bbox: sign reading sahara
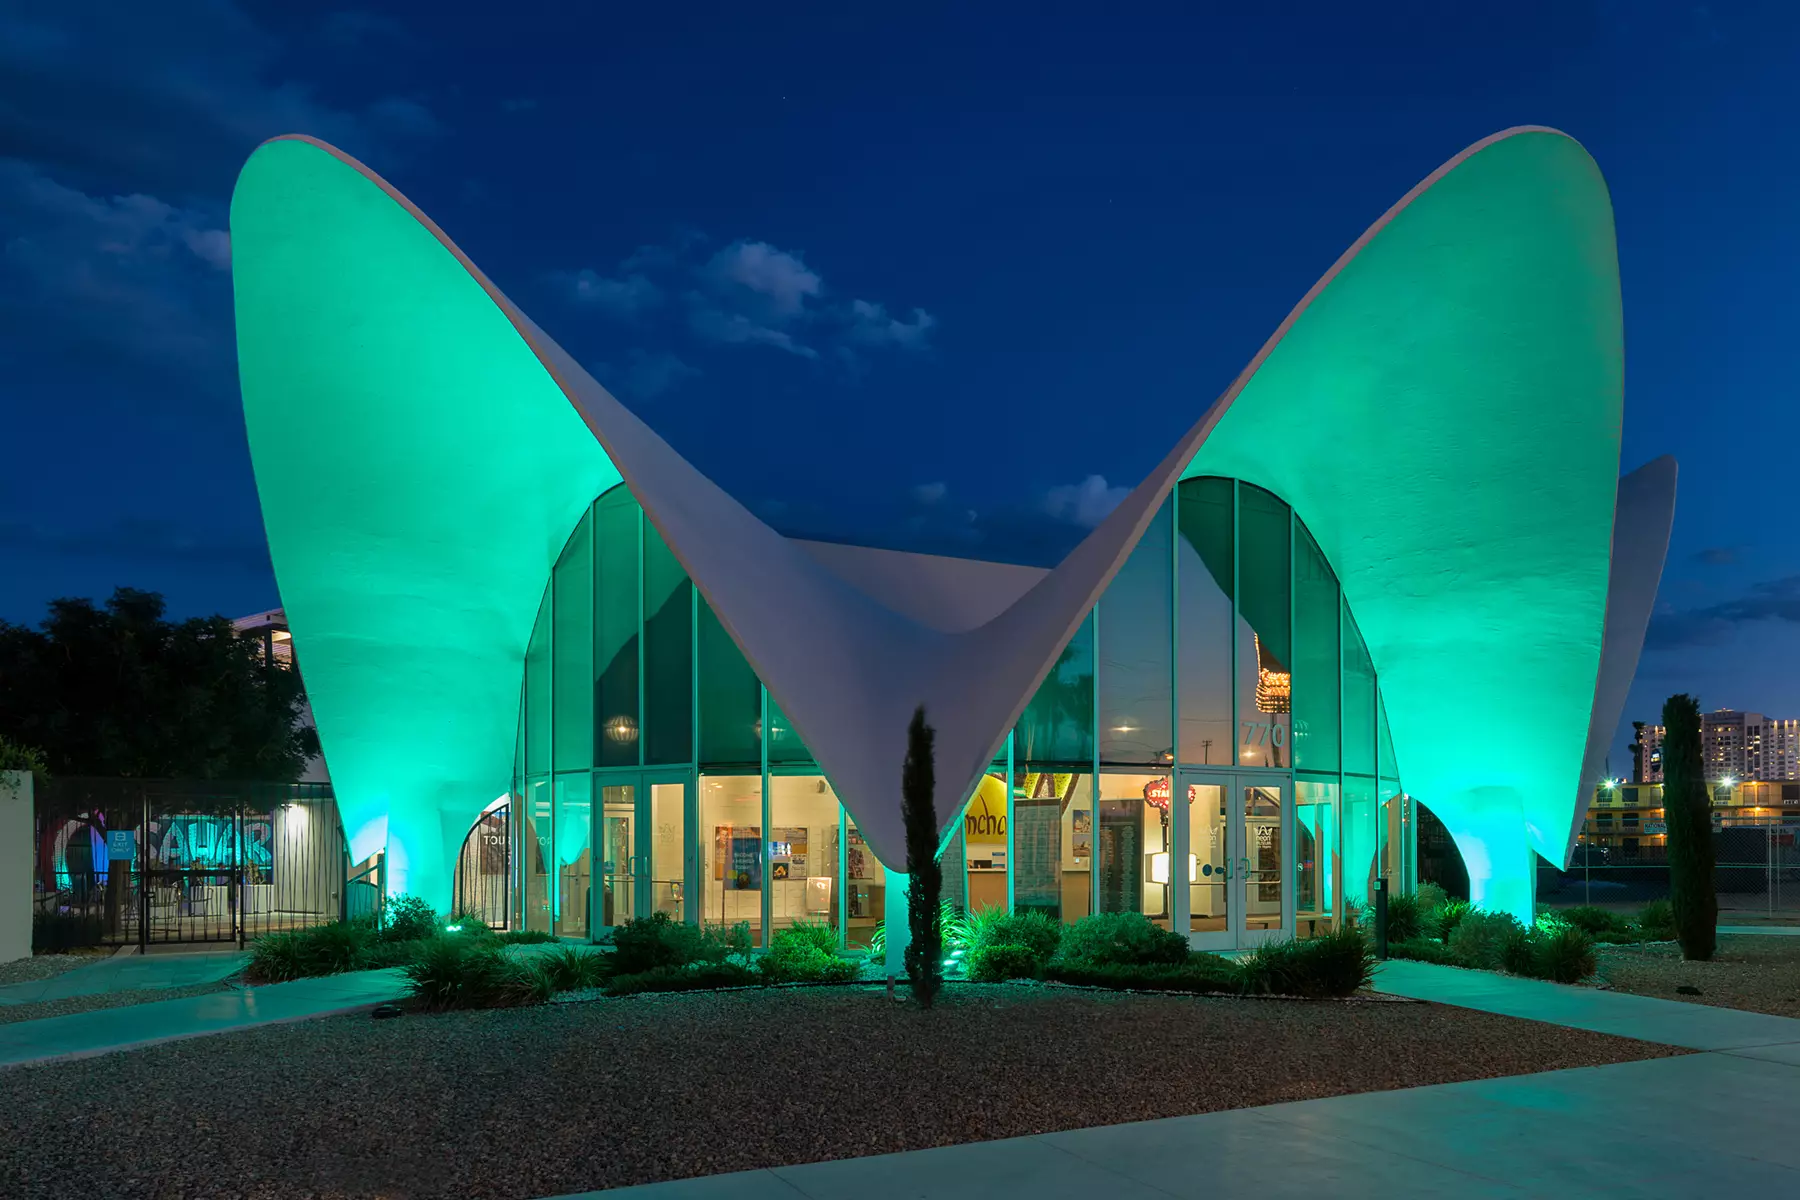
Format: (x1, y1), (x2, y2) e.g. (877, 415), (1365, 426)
(105, 829), (136, 861)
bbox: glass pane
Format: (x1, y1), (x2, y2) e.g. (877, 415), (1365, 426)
(598, 782), (632, 928)
(1237, 484), (1291, 768)
(1097, 773), (1171, 927)
(1295, 776), (1338, 934)
(1015, 613), (1094, 763)
(701, 774), (763, 945)
(1012, 770), (1092, 922)
(845, 816), (884, 948)
(594, 488), (640, 768)
(643, 520), (693, 765)
(524, 594), (551, 776)
(1099, 498), (1173, 764)
(1292, 523), (1339, 773)
(1244, 784), (1284, 931)
(552, 509), (593, 772)
(768, 775), (841, 939)
(1343, 775), (1379, 911)
(698, 600), (761, 766)
(554, 773), (592, 937)
(1342, 606), (1377, 777)
(939, 824), (967, 912)
(523, 775), (551, 933)
(766, 692), (810, 764)
(963, 771), (1010, 912)
(648, 782), (686, 918)
(1378, 690), (1397, 782)
(1177, 477), (1233, 765)
(1187, 781), (1228, 934)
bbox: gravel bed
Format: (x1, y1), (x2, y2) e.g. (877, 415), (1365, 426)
(1597, 933), (1800, 1018)
(0, 954), (108, 987)
(0, 983), (1682, 1199)
(0, 981), (235, 1026)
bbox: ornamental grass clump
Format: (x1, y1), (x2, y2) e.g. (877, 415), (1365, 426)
(759, 920), (860, 984)
(1447, 909), (1526, 971)
(403, 936), (549, 1010)
(1236, 927), (1376, 998)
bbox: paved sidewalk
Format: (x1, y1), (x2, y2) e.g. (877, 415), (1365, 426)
(1370, 957), (1800, 1054)
(0, 950), (248, 1006)
(0, 968), (407, 1070)
(552, 962), (1800, 1199)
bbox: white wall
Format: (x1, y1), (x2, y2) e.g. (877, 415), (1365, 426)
(1, 772), (32, 963)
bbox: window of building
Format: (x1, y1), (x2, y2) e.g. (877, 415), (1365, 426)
(593, 489), (640, 768)
(767, 774), (841, 938)
(1012, 770), (1093, 922)
(643, 519), (693, 764)
(1236, 484), (1291, 767)
(1177, 477), (1234, 765)
(1295, 776), (1337, 934)
(1016, 615), (1095, 763)
(1097, 773), (1171, 926)
(1292, 523), (1340, 773)
(700, 774), (763, 945)
(553, 508), (594, 771)
(1099, 498), (1173, 764)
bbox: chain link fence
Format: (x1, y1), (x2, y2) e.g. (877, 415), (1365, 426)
(1541, 819), (1800, 921)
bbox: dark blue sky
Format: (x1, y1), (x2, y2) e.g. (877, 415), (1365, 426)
(3, 1), (1798, 769)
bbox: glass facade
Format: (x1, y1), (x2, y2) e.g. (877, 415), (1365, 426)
(511, 479), (1410, 947)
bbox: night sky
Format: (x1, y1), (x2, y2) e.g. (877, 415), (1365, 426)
(3, 1), (1798, 773)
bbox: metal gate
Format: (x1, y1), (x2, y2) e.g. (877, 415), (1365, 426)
(453, 802), (511, 929)
(32, 778), (350, 948)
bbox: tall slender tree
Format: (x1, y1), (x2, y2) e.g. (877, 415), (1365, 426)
(1660, 693), (1717, 960)
(901, 706), (943, 1008)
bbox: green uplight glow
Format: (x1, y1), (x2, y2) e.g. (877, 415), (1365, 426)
(232, 136), (618, 907)
(1182, 129), (1623, 922)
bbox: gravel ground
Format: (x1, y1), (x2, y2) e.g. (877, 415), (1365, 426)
(1597, 933), (1800, 1018)
(0, 954), (109, 987)
(0, 981), (235, 1026)
(0, 983), (1682, 1200)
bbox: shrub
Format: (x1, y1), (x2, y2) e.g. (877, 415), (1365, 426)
(537, 946), (611, 992)
(1435, 898), (1472, 942)
(976, 910), (1062, 960)
(1237, 927), (1375, 998)
(246, 930), (310, 982)
(1045, 956), (1240, 994)
(606, 961), (758, 996)
(380, 894), (438, 943)
(1555, 906), (1630, 938)
(404, 936), (547, 1009)
(1527, 925), (1597, 983)
(32, 911), (104, 954)
(1414, 881), (1450, 914)
(1447, 909), (1525, 970)
(610, 911), (730, 974)
(1387, 937), (1464, 966)
(1053, 912), (1188, 969)
(967, 942), (1045, 982)
(760, 923), (860, 984)
(1383, 892), (1426, 943)
(1637, 899), (1676, 941)
(1499, 925), (1535, 975)
(497, 929), (559, 945)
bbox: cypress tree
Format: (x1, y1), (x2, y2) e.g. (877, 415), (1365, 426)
(1660, 693), (1717, 961)
(901, 706), (943, 1008)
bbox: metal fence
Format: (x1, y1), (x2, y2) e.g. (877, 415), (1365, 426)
(32, 777), (359, 948)
(1541, 819), (1800, 919)
(453, 802), (511, 929)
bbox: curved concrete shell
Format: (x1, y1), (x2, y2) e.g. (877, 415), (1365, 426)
(232, 126), (1659, 921)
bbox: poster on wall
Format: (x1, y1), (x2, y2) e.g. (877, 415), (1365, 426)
(769, 826), (808, 878)
(714, 826), (764, 889)
(1071, 809), (1092, 861)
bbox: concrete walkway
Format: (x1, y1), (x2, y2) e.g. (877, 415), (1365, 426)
(0, 968), (407, 1070)
(554, 962), (1800, 1199)
(0, 950), (248, 1005)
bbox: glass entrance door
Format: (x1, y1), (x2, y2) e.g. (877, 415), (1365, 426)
(596, 773), (693, 935)
(1179, 772), (1291, 950)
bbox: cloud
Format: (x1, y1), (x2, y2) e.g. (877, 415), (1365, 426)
(0, 158), (234, 371)
(0, 1), (440, 195)
(1693, 546), (1740, 566)
(557, 232), (932, 366)
(848, 299), (936, 350)
(687, 306), (819, 358)
(912, 482), (949, 505)
(320, 10), (406, 50)
(704, 241), (822, 319)
(1043, 475), (1130, 527)
(557, 268), (662, 315)
(1646, 575), (1800, 650)
(595, 350), (700, 400)
(500, 97), (540, 113)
